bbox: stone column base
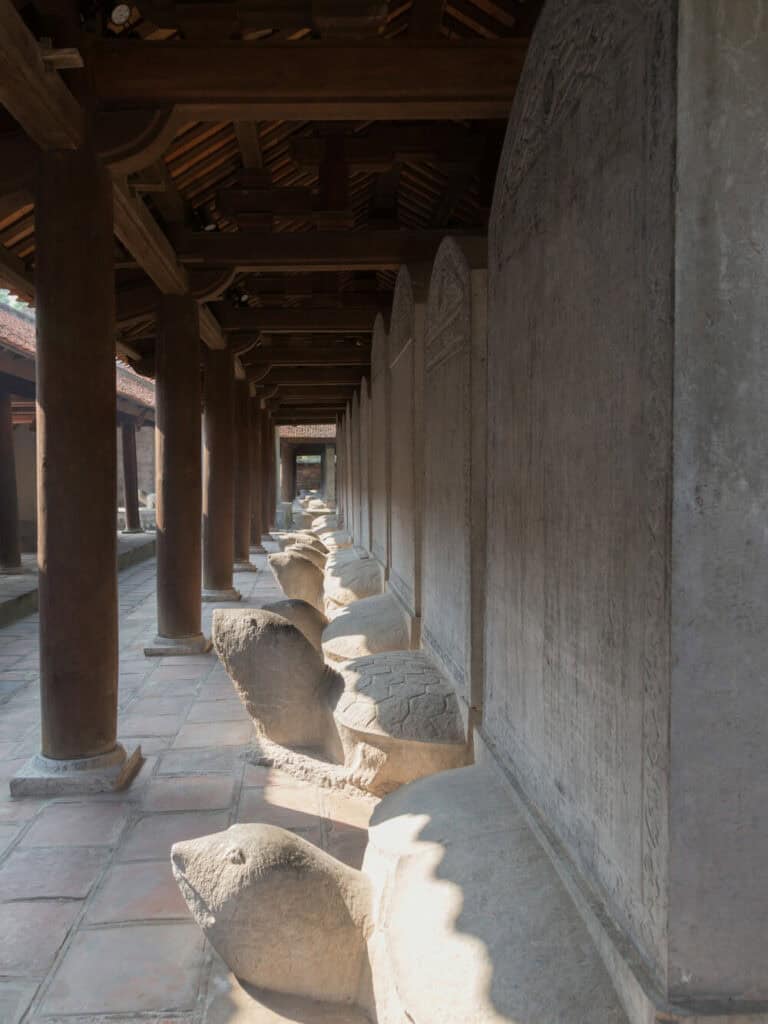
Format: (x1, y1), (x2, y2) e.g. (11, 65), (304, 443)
(10, 743), (143, 797)
(234, 561), (259, 573)
(121, 527), (145, 535)
(202, 587), (242, 602)
(144, 633), (211, 657)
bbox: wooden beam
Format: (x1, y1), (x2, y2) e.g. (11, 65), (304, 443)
(0, 0), (83, 149)
(211, 304), (377, 333)
(242, 345), (369, 368)
(112, 178), (188, 294)
(253, 365), (366, 386)
(272, 414), (343, 424)
(85, 39), (527, 120)
(199, 305), (226, 349)
(175, 228), (485, 271)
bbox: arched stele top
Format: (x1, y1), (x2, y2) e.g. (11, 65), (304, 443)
(425, 237), (475, 373)
(388, 266), (414, 365)
(371, 313), (389, 382)
(388, 263), (430, 366)
(421, 234), (488, 712)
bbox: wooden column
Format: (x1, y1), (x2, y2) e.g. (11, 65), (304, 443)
(280, 441), (295, 501)
(202, 348), (240, 600)
(145, 294), (208, 656)
(12, 142), (141, 795)
(120, 418), (143, 534)
(0, 390), (22, 573)
(249, 398), (265, 550)
(260, 410), (275, 533)
(233, 379), (255, 570)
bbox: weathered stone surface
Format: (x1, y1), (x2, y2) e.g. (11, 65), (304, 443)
(336, 652), (464, 744)
(370, 315), (390, 571)
(277, 533), (328, 555)
(312, 513), (338, 532)
(212, 610), (336, 749)
(263, 599), (328, 651)
(213, 609), (466, 796)
(321, 593), (411, 664)
(324, 546), (370, 574)
(365, 765), (629, 1024)
(172, 825), (372, 1005)
(387, 265), (426, 623)
(314, 529), (352, 551)
(485, 0), (676, 996)
(174, 765), (627, 1024)
(268, 552), (325, 613)
(359, 382), (372, 551)
(288, 543), (327, 571)
(323, 557), (384, 613)
(421, 237), (487, 714)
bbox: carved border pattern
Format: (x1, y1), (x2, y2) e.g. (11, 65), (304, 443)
(426, 240), (471, 376)
(388, 266), (415, 365)
(371, 314), (388, 382)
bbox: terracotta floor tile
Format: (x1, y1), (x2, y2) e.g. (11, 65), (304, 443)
(143, 775), (235, 813)
(120, 713), (186, 737)
(0, 821), (21, 855)
(85, 859), (189, 923)
(39, 922), (205, 1015)
(119, 810), (231, 861)
(158, 746), (246, 776)
(321, 791), (377, 830)
(128, 697), (194, 717)
(187, 700), (248, 723)
(0, 979), (38, 1024)
(238, 786), (321, 831)
(326, 829), (369, 870)
(142, 679), (201, 698)
(0, 900), (81, 975)
(20, 800), (130, 847)
(0, 846), (109, 899)
(173, 720), (253, 749)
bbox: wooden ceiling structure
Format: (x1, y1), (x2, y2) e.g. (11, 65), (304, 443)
(0, 0), (543, 422)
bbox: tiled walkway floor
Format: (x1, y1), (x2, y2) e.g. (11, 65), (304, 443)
(0, 548), (375, 1024)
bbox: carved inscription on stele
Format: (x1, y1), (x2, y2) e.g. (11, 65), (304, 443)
(422, 238), (473, 699)
(389, 266), (415, 366)
(493, 0), (666, 265)
(486, 0), (673, 981)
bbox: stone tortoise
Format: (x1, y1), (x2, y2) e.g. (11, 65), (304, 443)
(212, 608), (469, 796)
(171, 764), (630, 1023)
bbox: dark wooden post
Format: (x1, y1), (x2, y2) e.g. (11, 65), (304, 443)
(12, 142), (141, 795)
(261, 409), (275, 534)
(233, 378), (256, 570)
(120, 418), (143, 533)
(202, 348), (240, 601)
(0, 390), (22, 573)
(280, 441), (295, 501)
(249, 398), (265, 551)
(144, 294), (208, 656)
